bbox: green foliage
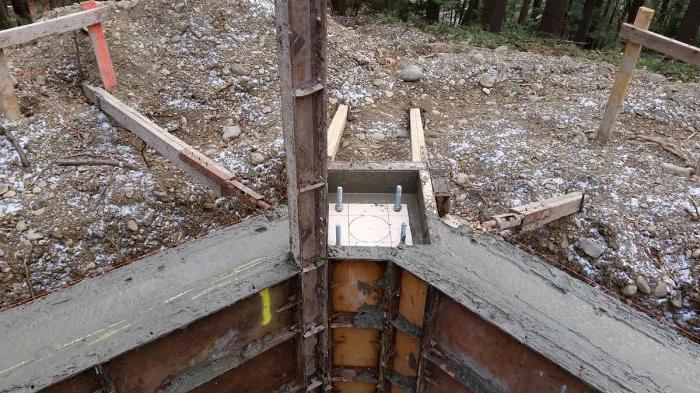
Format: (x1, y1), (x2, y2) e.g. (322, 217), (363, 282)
(365, 15), (700, 82)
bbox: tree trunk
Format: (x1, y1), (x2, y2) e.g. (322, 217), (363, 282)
(518, 0), (533, 24)
(0, 0), (10, 30)
(626, 0), (645, 23)
(486, 0), (507, 32)
(574, 0), (598, 42)
(531, 0), (543, 19)
(677, 0), (700, 43)
(462, 0), (480, 25)
(426, 0), (440, 23)
(9, 0), (31, 24)
(540, 0), (570, 36)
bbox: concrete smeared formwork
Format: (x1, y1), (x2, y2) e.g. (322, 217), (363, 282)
(0, 210), (295, 392)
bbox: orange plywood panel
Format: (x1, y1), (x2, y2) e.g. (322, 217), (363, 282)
(332, 261), (384, 312)
(333, 381), (377, 393)
(392, 330), (421, 377)
(398, 271), (427, 327)
(332, 327), (381, 367)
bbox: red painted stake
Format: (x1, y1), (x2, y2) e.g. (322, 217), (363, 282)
(81, 1), (117, 89)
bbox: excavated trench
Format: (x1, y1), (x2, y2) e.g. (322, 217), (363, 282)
(1, 165), (699, 393)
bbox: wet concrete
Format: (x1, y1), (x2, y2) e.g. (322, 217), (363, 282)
(0, 209), (296, 393)
(330, 215), (700, 393)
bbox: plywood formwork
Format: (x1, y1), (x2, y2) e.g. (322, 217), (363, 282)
(275, 0), (331, 390)
(1, 167), (700, 392)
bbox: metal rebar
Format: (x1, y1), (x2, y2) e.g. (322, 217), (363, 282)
(335, 186), (343, 212)
(72, 31), (84, 82)
(335, 224), (342, 246)
(394, 185), (402, 212)
(400, 223), (407, 245)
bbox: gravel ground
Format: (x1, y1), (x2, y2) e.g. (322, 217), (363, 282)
(0, 0), (698, 336)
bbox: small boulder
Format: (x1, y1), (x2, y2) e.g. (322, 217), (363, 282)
(479, 74), (495, 88)
(454, 173), (469, 185)
(471, 53), (486, 64)
(578, 238), (605, 259)
(26, 229), (43, 241)
(670, 295), (683, 308)
(621, 285), (637, 297)
(126, 220), (139, 232)
(16, 221), (27, 232)
(635, 276), (651, 295)
(250, 152), (265, 165)
(494, 45), (508, 53)
(222, 125), (242, 141)
(398, 64), (423, 82)
(653, 281), (668, 298)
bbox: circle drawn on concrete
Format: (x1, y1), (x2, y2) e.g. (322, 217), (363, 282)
(349, 215), (390, 243)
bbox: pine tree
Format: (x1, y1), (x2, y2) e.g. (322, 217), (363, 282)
(10, 0), (32, 25)
(677, 0), (700, 43)
(540, 0), (570, 36)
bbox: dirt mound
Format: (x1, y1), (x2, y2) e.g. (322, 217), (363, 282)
(0, 0), (698, 336)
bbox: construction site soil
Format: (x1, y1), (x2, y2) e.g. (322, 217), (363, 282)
(0, 0), (698, 337)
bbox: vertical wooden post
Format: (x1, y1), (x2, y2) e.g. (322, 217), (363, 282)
(275, 0), (330, 391)
(0, 49), (21, 121)
(596, 7), (654, 142)
(416, 287), (439, 393)
(81, 1), (117, 89)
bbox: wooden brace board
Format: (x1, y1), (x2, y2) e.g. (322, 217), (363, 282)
(327, 104), (348, 160)
(620, 23), (700, 67)
(0, 6), (112, 49)
(81, 83), (267, 207)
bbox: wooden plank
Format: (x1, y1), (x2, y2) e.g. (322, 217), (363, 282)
(410, 108), (428, 162)
(327, 104), (348, 160)
(620, 23), (700, 67)
(0, 6), (111, 49)
(82, 1), (117, 89)
(81, 83), (266, 207)
(275, 0), (330, 390)
(484, 191), (587, 232)
(328, 161), (428, 171)
(597, 7), (655, 142)
(0, 49), (20, 121)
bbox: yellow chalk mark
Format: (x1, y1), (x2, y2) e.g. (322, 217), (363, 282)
(260, 288), (272, 326)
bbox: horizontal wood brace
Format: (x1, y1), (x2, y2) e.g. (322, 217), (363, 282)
(423, 344), (501, 393)
(0, 6), (112, 49)
(294, 82), (324, 97)
(331, 367), (379, 383)
(619, 23), (700, 66)
(298, 181), (326, 194)
(303, 323), (326, 339)
(301, 258), (327, 273)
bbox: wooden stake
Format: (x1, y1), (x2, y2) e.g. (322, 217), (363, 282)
(81, 1), (117, 89)
(326, 104), (348, 160)
(597, 7), (655, 143)
(0, 49), (21, 121)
